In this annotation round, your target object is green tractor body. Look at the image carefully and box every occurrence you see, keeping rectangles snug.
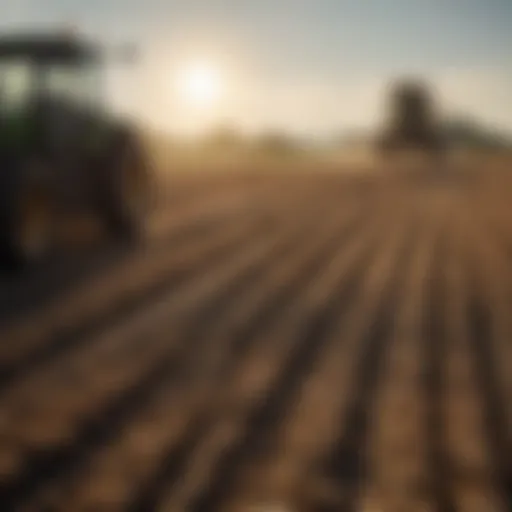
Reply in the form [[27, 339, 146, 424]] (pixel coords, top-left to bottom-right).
[[0, 31, 152, 269]]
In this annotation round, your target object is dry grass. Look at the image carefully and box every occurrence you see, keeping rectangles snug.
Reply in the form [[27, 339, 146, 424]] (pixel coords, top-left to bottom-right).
[[143, 131, 512, 180]]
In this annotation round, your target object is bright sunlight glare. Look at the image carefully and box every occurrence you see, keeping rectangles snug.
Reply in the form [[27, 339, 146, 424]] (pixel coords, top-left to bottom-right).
[[177, 61, 224, 109]]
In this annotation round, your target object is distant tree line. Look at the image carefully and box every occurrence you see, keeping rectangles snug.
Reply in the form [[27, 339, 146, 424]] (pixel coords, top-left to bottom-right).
[[441, 117, 512, 150], [336, 118, 512, 151], [201, 123, 302, 154], [151, 117, 512, 154]]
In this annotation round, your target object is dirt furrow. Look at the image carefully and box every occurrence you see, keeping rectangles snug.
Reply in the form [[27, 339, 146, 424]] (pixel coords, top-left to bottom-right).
[[18, 195, 363, 511], [357, 212, 440, 512], [0, 207, 314, 506], [457, 202, 512, 439], [452, 210, 512, 510], [222, 202, 418, 512], [294, 208, 416, 512], [419, 223, 463, 512], [440, 219, 508, 511], [155, 202, 394, 512], [0, 196, 367, 509]]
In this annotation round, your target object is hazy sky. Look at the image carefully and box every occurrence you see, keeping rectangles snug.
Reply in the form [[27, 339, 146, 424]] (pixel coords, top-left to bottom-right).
[[2, 0, 512, 136]]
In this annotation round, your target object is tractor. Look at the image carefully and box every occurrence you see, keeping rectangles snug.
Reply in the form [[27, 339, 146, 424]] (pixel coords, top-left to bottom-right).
[[0, 30, 153, 270], [378, 79, 446, 158]]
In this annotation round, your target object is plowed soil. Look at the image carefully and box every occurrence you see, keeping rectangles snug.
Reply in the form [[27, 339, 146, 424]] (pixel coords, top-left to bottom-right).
[[0, 167, 511, 512]]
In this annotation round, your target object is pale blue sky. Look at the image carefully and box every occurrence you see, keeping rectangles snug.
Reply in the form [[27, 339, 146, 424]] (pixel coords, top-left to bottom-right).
[[2, 0, 511, 136]]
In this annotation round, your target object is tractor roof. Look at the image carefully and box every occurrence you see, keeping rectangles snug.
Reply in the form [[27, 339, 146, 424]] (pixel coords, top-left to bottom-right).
[[0, 32, 100, 63]]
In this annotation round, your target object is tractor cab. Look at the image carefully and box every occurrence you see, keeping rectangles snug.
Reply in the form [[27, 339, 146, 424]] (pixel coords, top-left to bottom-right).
[[0, 32, 101, 101], [0, 31, 125, 156]]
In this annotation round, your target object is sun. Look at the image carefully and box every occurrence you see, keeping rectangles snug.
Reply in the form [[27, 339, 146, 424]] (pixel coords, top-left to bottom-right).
[[177, 61, 224, 108]]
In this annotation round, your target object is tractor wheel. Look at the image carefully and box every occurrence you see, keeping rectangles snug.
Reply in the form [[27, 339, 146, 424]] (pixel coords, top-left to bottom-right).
[[99, 132, 152, 243], [0, 161, 54, 271]]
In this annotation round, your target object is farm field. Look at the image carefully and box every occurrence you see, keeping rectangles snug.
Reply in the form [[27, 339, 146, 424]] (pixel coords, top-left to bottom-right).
[[0, 165, 511, 512]]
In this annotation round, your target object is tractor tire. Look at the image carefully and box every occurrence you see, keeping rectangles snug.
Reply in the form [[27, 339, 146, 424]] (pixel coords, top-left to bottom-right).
[[0, 159, 55, 271], [98, 130, 152, 243]]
